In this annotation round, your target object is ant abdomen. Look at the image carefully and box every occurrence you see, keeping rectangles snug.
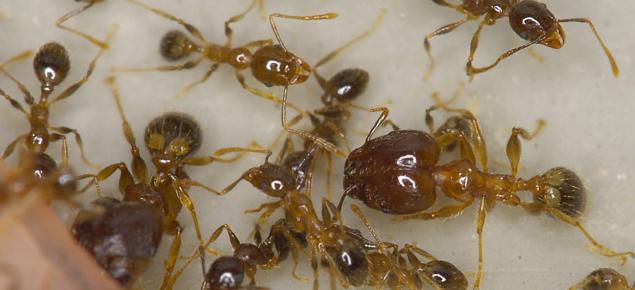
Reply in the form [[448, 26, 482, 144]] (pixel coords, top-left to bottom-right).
[[32, 153, 57, 179], [509, 1, 563, 48], [159, 30, 195, 61], [72, 197, 163, 287], [575, 268, 631, 290], [144, 112, 202, 158], [323, 68, 369, 103], [204, 256, 245, 290], [531, 167, 586, 218], [250, 45, 310, 87], [344, 130, 440, 214], [417, 260, 468, 290], [33, 42, 70, 89]]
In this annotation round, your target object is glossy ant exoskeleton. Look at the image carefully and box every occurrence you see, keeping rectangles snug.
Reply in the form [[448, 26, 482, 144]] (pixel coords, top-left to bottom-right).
[[77, 75, 270, 284], [0, 30, 115, 180], [570, 268, 633, 290], [340, 101, 634, 289], [422, 0, 619, 78]]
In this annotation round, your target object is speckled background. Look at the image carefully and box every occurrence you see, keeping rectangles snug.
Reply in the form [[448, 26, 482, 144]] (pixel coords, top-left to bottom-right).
[[0, 0, 633, 289]]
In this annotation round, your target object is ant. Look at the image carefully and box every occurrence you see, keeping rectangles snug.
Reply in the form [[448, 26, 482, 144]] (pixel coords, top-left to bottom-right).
[[77, 75, 270, 283], [570, 268, 634, 290], [422, 0, 619, 78], [56, 0, 111, 49], [273, 9, 385, 198], [339, 100, 635, 289], [71, 196, 165, 288], [0, 30, 116, 180]]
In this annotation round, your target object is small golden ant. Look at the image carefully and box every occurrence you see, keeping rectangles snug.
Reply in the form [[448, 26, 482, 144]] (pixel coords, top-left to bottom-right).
[[422, 0, 619, 78]]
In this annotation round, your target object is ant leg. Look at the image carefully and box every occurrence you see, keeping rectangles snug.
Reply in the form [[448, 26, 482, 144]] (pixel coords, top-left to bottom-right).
[[364, 106, 391, 142], [472, 198, 488, 290], [423, 17, 471, 80], [105, 76, 149, 183], [274, 137, 295, 165], [49, 133, 69, 165], [393, 195, 475, 221], [323, 121, 351, 153], [234, 71, 306, 114], [310, 246, 320, 290], [1, 135, 25, 160], [350, 204, 384, 243], [56, 1, 109, 49], [49, 126, 100, 169], [429, 93, 488, 172], [527, 47, 545, 63], [466, 33, 544, 76], [558, 18, 619, 77], [0, 88, 28, 115], [403, 243, 437, 261], [126, 0, 206, 43], [325, 152, 334, 200], [78, 162, 135, 195], [224, 0, 261, 47], [159, 225, 182, 290], [172, 181, 207, 255], [112, 56, 204, 74], [505, 120, 546, 176], [281, 86, 346, 158], [175, 63, 220, 99], [548, 208, 635, 265], [245, 201, 282, 225], [183, 145, 270, 166], [243, 39, 274, 50], [436, 131, 477, 165], [313, 9, 385, 86], [50, 25, 116, 104], [268, 12, 338, 52]]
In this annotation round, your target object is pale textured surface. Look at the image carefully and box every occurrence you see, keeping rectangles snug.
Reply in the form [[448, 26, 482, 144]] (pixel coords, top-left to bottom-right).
[[0, 0, 634, 289]]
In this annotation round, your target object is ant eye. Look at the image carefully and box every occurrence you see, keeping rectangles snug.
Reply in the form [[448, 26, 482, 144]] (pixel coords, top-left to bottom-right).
[[146, 133, 165, 152], [160, 30, 193, 61], [33, 42, 70, 88], [535, 167, 586, 218], [169, 138, 191, 156], [327, 69, 369, 102], [419, 260, 468, 290]]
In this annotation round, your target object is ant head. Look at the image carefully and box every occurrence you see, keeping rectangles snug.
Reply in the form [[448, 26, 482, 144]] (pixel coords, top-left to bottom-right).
[[323, 68, 369, 104], [159, 30, 194, 61], [34, 42, 70, 90], [416, 260, 468, 290], [332, 238, 369, 287], [578, 268, 630, 290], [144, 112, 202, 164], [204, 256, 245, 289], [530, 167, 586, 219], [243, 163, 294, 198], [250, 44, 310, 87], [509, 0, 564, 49]]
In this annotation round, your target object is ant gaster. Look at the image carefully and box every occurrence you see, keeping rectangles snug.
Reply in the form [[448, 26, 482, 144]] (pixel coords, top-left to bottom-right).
[[340, 101, 634, 289], [422, 0, 619, 78]]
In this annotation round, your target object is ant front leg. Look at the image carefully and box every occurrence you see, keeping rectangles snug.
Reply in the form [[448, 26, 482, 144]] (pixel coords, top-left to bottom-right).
[[77, 162, 135, 195], [505, 120, 546, 176], [183, 144, 270, 166], [224, 0, 261, 47], [1, 134, 25, 161], [171, 179, 208, 255], [245, 201, 283, 225]]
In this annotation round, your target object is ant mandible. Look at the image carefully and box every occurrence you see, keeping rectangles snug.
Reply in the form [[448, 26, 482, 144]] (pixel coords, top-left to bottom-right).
[[422, 0, 619, 79], [570, 268, 634, 290], [0, 29, 115, 176], [340, 99, 634, 289]]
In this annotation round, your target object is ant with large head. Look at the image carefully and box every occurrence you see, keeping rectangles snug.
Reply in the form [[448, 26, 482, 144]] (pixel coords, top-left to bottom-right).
[[0, 28, 115, 183], [422, 0, 619, 78], [340, 99, 634, 289]]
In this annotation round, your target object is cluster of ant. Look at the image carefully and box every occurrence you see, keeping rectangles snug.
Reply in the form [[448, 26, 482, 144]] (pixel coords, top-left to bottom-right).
[[0, 0, 632, 290]]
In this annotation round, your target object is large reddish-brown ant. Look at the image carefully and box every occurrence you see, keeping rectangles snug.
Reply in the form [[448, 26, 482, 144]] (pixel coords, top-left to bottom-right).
[[339, 100, 634, 289], [422, 0, 619, 78]]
